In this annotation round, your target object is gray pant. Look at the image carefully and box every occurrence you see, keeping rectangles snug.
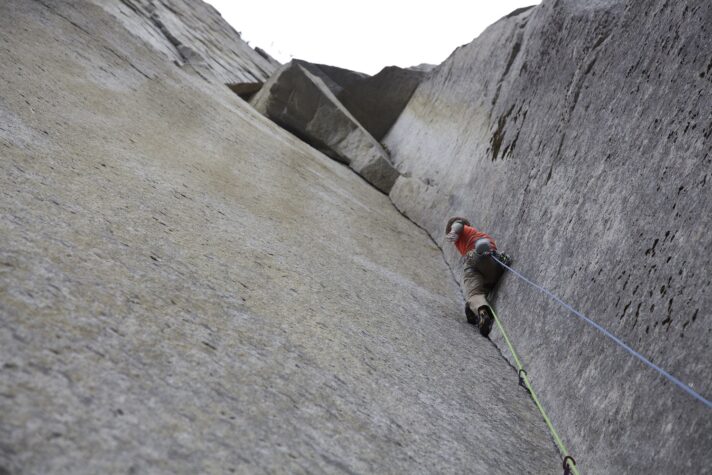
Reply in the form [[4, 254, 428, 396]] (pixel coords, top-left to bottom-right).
[[463, 253, 504, 311]]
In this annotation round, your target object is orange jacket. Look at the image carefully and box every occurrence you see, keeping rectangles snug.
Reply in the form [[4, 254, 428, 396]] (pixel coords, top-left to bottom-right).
[[454, 225, 497, 256]]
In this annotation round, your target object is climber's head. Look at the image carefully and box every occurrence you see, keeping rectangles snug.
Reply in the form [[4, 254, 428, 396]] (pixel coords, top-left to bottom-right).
[[445, 216, 470, 235]]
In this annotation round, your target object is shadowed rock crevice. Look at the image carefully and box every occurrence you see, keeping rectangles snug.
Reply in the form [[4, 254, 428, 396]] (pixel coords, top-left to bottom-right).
[[226, 82, 263, 101]]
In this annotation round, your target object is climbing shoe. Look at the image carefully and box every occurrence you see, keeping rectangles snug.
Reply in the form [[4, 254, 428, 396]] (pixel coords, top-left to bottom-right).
[[465, 303, 479, 325], [478, 308, 493, 337]]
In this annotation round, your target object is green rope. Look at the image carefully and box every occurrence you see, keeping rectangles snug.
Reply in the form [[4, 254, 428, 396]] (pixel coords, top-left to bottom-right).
[[485, 304, 581, 475]]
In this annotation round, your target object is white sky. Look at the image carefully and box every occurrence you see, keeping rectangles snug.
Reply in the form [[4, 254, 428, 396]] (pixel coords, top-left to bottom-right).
[[206, 1, 540, 75]]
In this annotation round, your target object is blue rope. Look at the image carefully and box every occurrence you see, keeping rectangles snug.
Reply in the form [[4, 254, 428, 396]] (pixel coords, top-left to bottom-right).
[[491, 255, 712, 409]]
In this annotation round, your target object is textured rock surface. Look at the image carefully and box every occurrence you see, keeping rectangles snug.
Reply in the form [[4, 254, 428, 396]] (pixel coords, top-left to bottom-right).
[[285, 63, 427, 141], [250, 60, 399, 194], [226, 82, 263, 101], [311, 63, 370, 95], [0, 1, 561, 473], [409, 63, 437, 73], [338, 66, 428, 141], [384, 1, 712, 473], [90, 0, 279, 83]]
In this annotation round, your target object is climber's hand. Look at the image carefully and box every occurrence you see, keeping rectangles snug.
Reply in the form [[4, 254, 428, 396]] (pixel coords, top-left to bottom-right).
[[447, 221, 464, 242]]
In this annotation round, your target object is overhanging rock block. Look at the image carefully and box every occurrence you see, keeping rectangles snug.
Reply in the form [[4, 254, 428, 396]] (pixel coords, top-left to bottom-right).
[[250, 60, 399, 194], [337, 66, 428, 141], [310, 63, 370, 95]]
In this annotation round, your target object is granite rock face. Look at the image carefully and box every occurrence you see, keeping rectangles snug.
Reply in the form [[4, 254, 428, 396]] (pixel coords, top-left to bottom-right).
[[251, 60, 399, 194], [409, 63, 437, 73], [0, 0, 562, 473], [226, 82, 263, 101], [338, 66, 428, 140], [298, 63, 428, 141], [384, 1, 712, 473], [248, 59, 428, 192], [311, 63, 370, 95], [90, 0, 279, 83]]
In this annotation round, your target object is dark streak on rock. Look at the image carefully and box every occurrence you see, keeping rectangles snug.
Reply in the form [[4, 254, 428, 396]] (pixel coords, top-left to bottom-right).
[[202, 341, 218, 351]]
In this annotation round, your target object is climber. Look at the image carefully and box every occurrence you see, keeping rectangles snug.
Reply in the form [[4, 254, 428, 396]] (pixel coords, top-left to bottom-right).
[[445, 216, 510, 337]]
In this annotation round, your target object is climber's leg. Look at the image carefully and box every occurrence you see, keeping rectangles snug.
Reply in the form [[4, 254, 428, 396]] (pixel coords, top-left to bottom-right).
[[463, 266, 489, 323]]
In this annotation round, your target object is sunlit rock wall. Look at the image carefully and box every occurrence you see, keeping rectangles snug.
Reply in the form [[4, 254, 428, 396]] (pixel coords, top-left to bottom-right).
[[384, 1, 712, 472], [90, 0, 279, 83]]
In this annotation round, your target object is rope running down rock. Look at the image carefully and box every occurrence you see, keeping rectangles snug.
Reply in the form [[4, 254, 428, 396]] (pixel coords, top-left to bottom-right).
[[485, 304, 580, 475], [491, 255, 712, 409]]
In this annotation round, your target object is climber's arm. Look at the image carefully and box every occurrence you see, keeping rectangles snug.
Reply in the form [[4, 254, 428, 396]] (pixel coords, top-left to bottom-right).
[[446, 221, 463, 242]]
